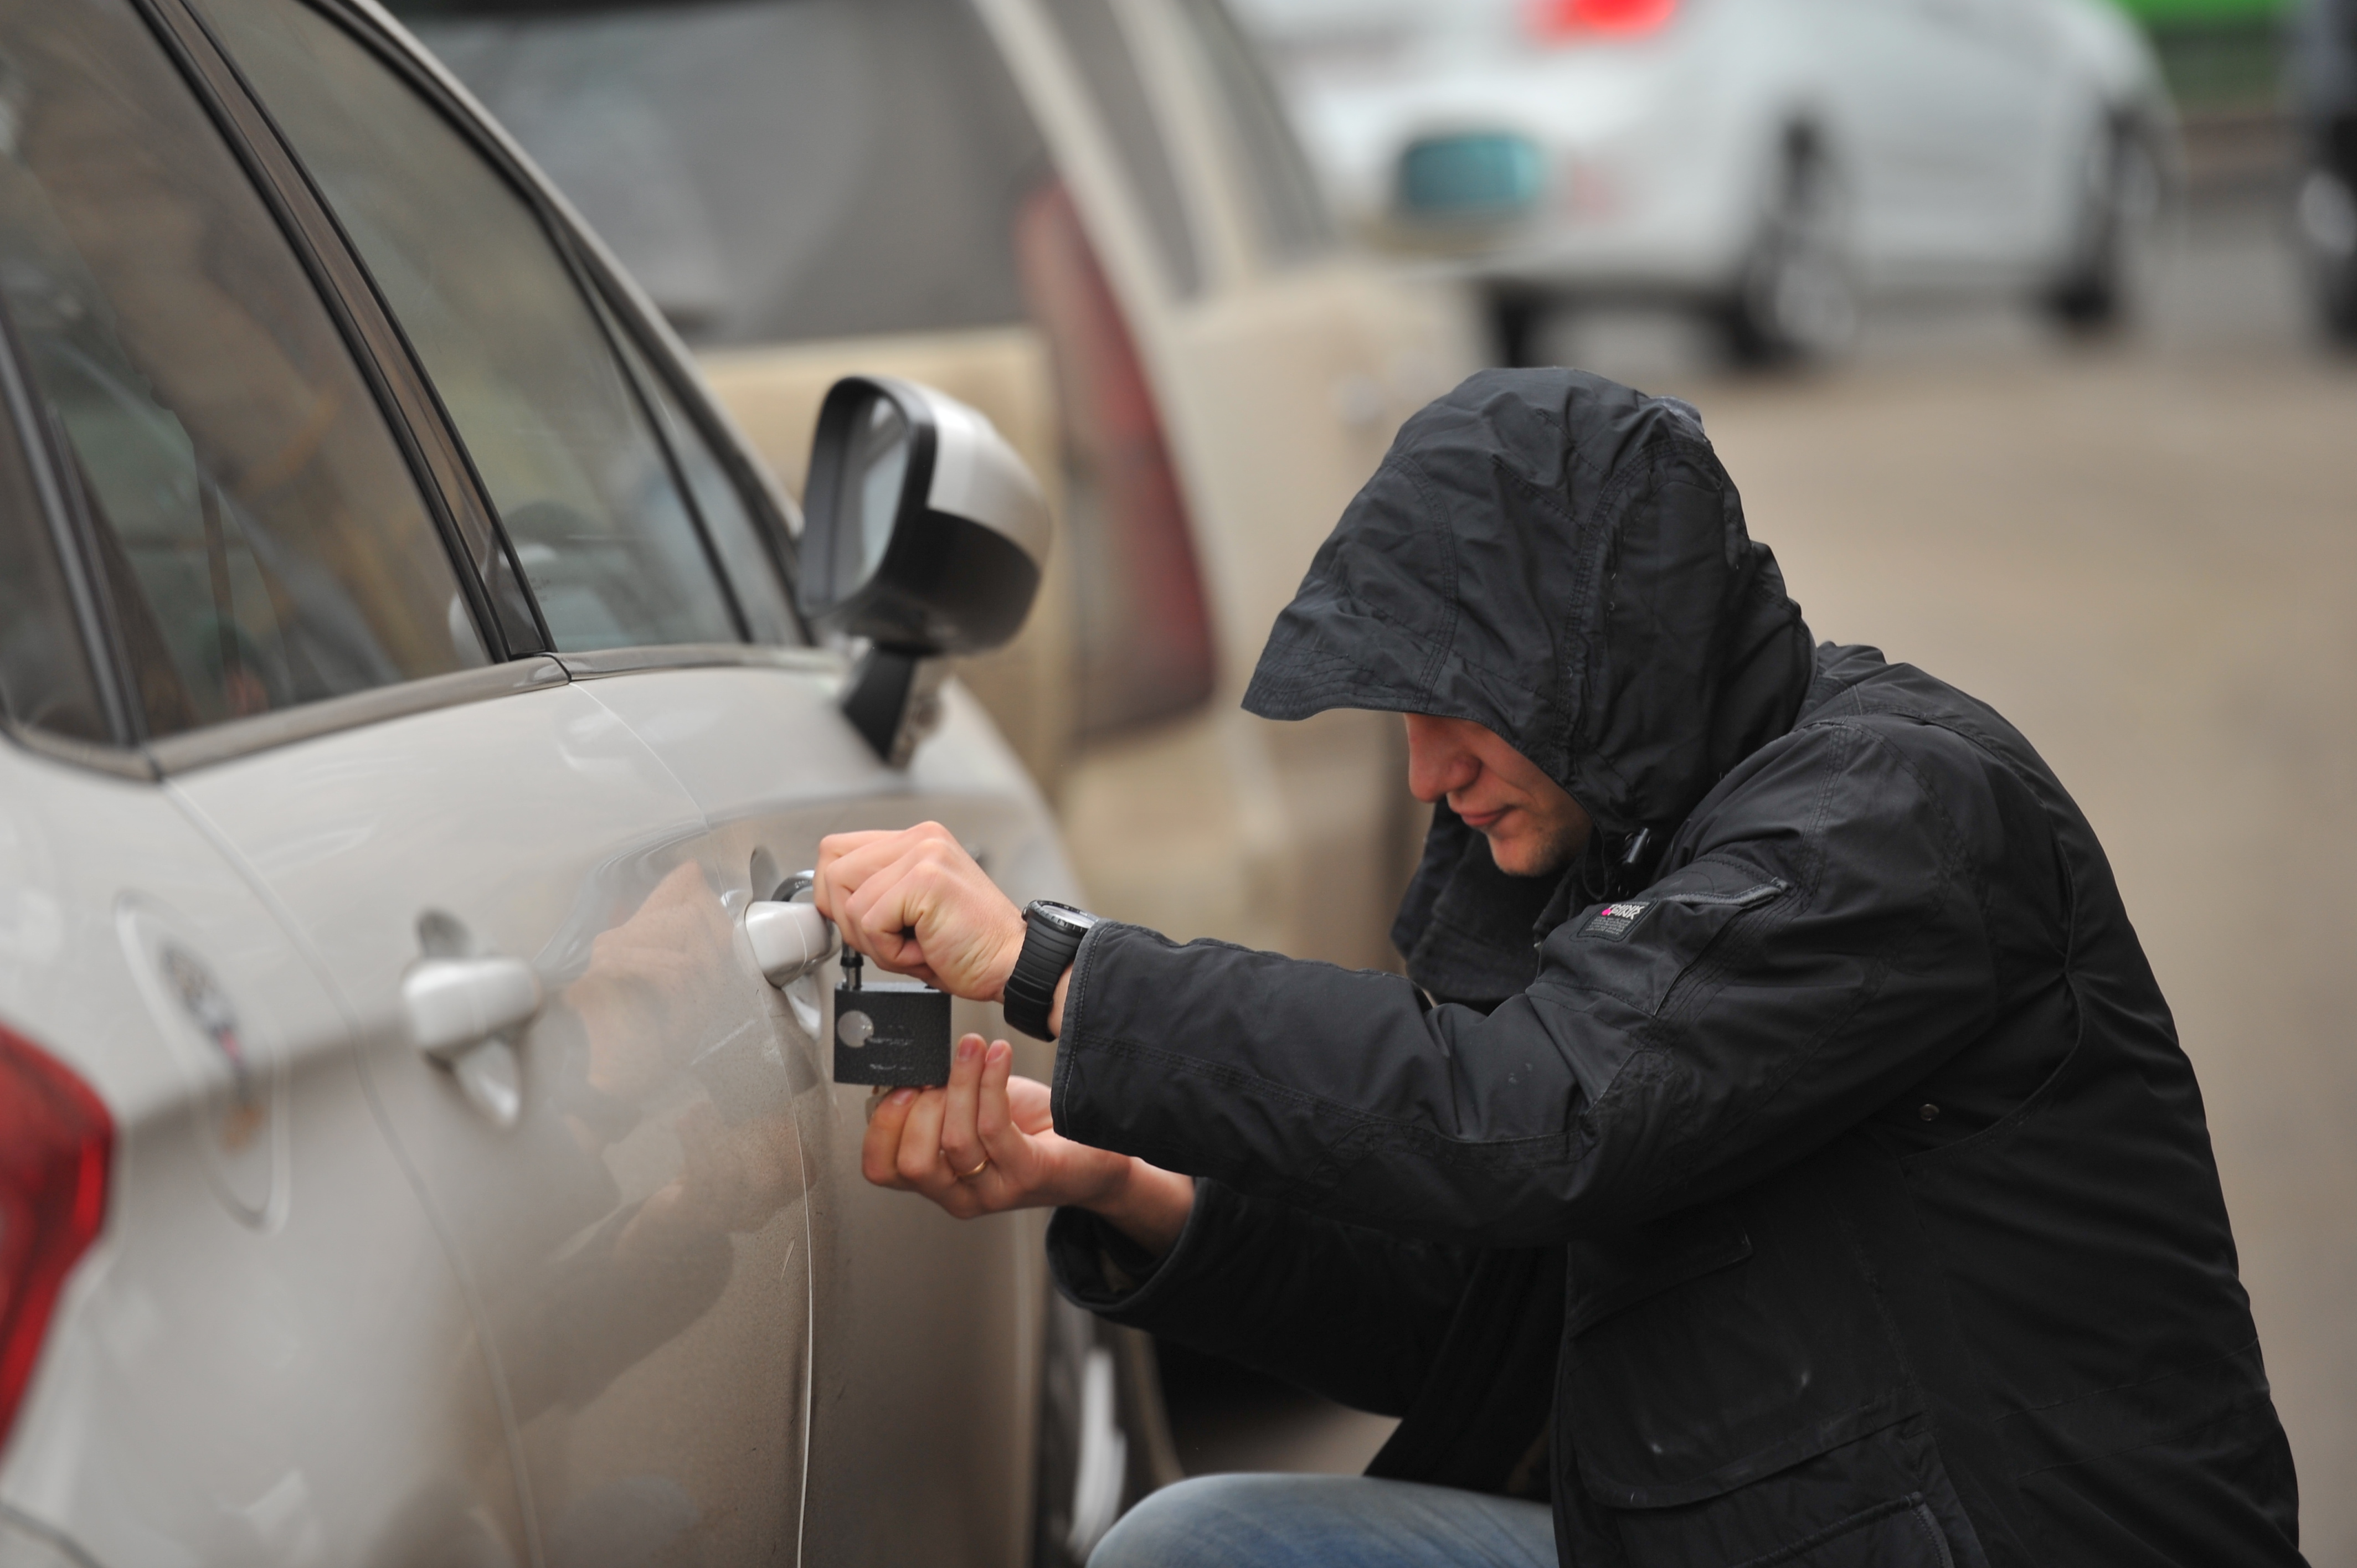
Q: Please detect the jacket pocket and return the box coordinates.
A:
[1576,1427,1975,1568]
[1557,1167,1978,1568]
[1556,878,1789,1016]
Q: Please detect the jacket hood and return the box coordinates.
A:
[1244,368,1813,841]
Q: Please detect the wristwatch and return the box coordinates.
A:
[1002,900,1100,1041]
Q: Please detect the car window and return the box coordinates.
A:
[1169,0,1336,266]
[1039,0,1206,298]
[601,302,797,643]
[205,0,759,653]
[387,0,1056,350]
[0,373,109,744]
[0,0,488,741]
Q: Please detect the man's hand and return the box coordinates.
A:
[814,823,1027,1000]
[863,1033,1195,1258]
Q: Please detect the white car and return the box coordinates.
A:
[1233,0,2173,362]
[0,0,1135,1564]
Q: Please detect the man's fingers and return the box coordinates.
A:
[974,1041,1032,1180]
[860,1088,919,1188]
[1007,1074,1056,1136]
[895,1085,953,1190]
[937,1034,989,1180]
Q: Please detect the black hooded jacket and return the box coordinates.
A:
[1043,370,2303,1567]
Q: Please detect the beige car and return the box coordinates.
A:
[395,0,1483,973]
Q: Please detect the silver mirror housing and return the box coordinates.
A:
[799,375,1049,657]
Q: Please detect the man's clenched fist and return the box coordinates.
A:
[812,822,1028,1002]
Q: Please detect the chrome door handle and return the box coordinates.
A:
[745,899,838,988]
[403,955,544,1061]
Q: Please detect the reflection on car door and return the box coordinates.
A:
[174,676,818,1567]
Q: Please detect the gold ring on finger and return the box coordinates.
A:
[958,1157,989,1182]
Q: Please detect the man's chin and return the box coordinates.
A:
[1483,829,1577,880]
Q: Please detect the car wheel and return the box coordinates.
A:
[1720,141,1859,368]
[2295,157,2357,345]
[2042,117,2164,333]
[1034,1297,1182,1566]
[1490,291,1553,369]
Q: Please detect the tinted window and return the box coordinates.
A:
[603,306,797,643]
[0,0,487,740]
[1171,0,1335,265]
[0,372,107,742]
[207,0,753,653]
[1040,0,1205,298]
[390,0,1056,348]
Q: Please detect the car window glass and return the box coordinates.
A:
[0,0,487,741]
[1039,0,1205,298]
[0,376,108,743]
[388,0,1055,350]
[603,308,797,643]
[1170,0,1336,265]
[205,0,748,653]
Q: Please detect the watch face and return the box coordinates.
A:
[1026,900,1099,937]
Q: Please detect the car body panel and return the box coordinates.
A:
[0,739,527,1565]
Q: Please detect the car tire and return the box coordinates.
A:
[2042,116,2164,334]
[1490,290,1553,369]
[1033,1296,1183,1567]
[1718,139,1859,368]
[2295,135,2357,346]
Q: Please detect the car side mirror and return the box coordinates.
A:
[800,375,1049,764]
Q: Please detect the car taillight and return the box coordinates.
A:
[1013,179,1216,738]
[1524,0,1679,40]
[0,1024,110,1456]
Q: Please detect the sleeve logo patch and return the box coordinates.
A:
[1581,901,1650,941]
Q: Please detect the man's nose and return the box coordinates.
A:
[1405,734,1479,803]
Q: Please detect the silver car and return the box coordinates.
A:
[0,1,1143,1564]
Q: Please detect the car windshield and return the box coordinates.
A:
[387,0,1053,348]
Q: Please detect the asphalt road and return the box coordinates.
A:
[1166,183,2357,1565]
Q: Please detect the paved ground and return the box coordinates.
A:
[1165,183,2357,1564]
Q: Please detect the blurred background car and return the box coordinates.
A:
[387,0,1484,977]
[0,0,1162,1563]
[1231,0,2176,364]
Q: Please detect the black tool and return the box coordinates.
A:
[831,951,953,1086]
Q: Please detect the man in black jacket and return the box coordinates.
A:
[815,369,2305,1567]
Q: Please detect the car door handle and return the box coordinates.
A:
[745,898,838,987]
[403,955,544,1061]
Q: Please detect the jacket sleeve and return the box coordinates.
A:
[1051,718,2008,1245]
[1047,1179,1475,1416]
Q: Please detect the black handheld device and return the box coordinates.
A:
[831,952,953,1086]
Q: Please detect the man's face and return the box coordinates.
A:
[1404,714,1594,878]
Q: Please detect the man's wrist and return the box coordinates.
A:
[984,909,1027,1002]
[1085,1157,1195,1261]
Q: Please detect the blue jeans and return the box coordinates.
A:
[1089,1474,1559,1568]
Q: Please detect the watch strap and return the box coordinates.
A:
[1004,906,1088,1040]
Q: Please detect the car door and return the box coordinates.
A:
[1907,0,2060,267]
[1829,0,2052,279]
[0,0,533,1558]
[156,1,822,1561]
